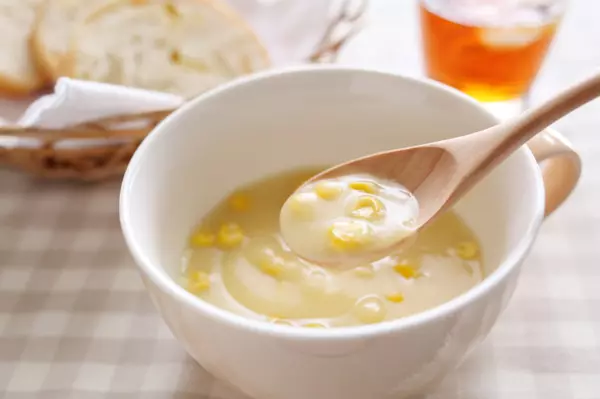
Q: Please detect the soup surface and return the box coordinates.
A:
[180,168,484,327]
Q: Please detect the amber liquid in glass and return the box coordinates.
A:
[420,1,561,102]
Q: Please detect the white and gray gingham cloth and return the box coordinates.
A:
[1,0,599,398]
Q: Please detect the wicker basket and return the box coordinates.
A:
[0,0,367,182]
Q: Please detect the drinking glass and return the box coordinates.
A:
[419,0,567,118]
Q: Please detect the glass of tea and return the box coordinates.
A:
[419,0,566,117]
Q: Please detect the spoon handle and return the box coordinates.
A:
[438,72,598,215]
[446,71,599,184]
[481,71,600,155]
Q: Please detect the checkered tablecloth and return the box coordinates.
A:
[1,1,599,398]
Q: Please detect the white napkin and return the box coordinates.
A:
[4,0,336,132]
[17,78,185,129]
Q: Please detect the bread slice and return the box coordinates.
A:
[32,0,116,81]
[0,0,46,96]
[59,0,270,98]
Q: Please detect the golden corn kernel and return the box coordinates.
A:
[217,223,244,248]
[456,241,479,260]
[287,193,316,219]
[187,271,211,294]
[258,259,284,278]
[189,231,215,248]
[329,220,372,251]
[350,195,386,220]
[354,265,375,278]
[349,181,379,194]
[228,193,250,212]
[303,323,326,328]
[314,181,344,200]
[353,295,386,324]
[393,263,419,279]
[385,292,405,303]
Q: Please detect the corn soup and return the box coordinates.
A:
[180,168,483,328]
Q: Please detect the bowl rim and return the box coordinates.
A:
[120,65,545,340]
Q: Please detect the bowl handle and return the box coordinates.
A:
[527,129,581,217]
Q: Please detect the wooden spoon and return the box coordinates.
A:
[302,72,599,253]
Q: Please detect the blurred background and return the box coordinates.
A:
[0,0,598,398]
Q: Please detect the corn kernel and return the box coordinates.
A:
[353,295,386,324]
[303,322,327,328]
[189,231,215,247]
[187,271,210,294]
[354,265,375,278]
[287,193,316,219]
[329,220,372,251]
[349,181,379,194]
[228,193,250,212]
[393,263,419,279]
[456,241,479,260]
[217,223,244,248]
[350,195,385,220]
[385,293,405,303]
[258,259,284,278]
[314,181,344,200]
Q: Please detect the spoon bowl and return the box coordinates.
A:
[305,145,457,229]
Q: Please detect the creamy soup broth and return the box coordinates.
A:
[180,168,484,328]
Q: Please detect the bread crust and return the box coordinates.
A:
[0,74,44,98]
[0,0,47,97]
[30,0,56,82]
[31,0,119,81]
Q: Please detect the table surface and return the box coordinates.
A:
[1,1,599,398]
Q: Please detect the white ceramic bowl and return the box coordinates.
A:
[120,66,580,399]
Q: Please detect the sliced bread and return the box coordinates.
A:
[31,0,116,80]
[0,0,46,96]
[60,0,270,98]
